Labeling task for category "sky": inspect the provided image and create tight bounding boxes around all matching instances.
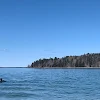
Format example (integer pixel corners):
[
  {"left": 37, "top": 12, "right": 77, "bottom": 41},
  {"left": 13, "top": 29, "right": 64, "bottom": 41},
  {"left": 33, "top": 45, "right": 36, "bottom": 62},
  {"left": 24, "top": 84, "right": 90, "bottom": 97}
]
[{"left": 0, "top": 0, "right": 100, "bottom": 67}]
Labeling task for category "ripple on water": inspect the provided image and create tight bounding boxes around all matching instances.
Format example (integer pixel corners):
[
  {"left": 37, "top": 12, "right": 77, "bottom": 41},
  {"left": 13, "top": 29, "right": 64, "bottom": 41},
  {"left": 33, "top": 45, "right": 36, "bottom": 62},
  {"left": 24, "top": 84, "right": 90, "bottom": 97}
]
[{"left": 0, "top": 68, "right": 100, "bottom": 100}]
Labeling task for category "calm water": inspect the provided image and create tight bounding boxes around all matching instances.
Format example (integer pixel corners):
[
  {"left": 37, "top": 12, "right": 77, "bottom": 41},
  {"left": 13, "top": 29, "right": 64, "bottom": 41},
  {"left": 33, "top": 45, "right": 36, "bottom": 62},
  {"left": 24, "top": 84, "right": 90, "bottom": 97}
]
[{"left": 0, "top": 68, "right": 100, "bottom": 100}]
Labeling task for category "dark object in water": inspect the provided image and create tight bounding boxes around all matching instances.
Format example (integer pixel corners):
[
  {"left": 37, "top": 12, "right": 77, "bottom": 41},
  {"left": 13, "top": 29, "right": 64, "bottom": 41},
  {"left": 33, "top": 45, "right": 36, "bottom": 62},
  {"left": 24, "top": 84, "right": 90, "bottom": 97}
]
[{"left": 0, "top": 78, "right": 6, "bottom": 83}]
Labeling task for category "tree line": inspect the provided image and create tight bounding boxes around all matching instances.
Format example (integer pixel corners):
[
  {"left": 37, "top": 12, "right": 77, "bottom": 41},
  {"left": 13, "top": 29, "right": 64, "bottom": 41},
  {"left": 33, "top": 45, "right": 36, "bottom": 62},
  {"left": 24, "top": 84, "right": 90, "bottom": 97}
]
[{"left": 28, "top": 53, "right": 100, "bottom": 68}]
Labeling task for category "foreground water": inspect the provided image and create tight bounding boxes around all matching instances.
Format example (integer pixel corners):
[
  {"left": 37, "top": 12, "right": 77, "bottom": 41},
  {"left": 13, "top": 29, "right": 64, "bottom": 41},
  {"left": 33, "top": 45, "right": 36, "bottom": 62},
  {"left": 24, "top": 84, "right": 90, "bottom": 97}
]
[{"left": 0, "top": 68, "right": 100, "bottom": 100}]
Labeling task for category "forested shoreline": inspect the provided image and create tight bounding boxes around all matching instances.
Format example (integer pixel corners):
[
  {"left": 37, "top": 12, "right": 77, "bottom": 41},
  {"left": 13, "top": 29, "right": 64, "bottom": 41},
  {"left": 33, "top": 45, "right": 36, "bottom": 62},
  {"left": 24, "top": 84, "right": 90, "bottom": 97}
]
[{"left": 28, "top": 53, "right": 100, "bottom": 68}]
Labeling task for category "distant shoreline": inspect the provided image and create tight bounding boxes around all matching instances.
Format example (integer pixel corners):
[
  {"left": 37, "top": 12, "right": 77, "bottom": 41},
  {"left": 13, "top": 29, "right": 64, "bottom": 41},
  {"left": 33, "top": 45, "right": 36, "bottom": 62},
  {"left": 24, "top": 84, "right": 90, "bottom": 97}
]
[
  {"left": 29, "top": 67, "right": 100, "bottom": 69},
  {"left": 0, "top": 67, "right": 27, "bottom": 68},
  {"left": 1, "top": 67, "right": 100, "bottom": 69}
]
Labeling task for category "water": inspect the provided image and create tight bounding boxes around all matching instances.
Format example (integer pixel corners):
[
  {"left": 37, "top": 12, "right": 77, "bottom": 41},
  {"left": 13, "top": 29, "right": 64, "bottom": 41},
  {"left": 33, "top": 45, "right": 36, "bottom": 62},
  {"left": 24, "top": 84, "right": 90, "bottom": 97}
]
[{"left": 0, "top": 68, "right": 100, "bottom": 100}]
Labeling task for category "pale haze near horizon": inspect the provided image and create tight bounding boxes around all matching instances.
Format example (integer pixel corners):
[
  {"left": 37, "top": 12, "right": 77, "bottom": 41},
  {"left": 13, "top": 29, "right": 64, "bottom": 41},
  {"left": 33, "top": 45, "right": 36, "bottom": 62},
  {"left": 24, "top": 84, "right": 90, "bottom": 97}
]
[{"left": 0, "top": 0, "right": 100, "bottom": 67}]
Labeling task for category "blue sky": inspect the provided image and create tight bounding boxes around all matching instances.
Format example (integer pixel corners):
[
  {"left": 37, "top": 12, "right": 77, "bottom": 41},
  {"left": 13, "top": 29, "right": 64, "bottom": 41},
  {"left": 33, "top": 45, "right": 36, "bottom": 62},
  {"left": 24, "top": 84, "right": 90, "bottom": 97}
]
[{"left": 0, "top": 0, "right": 100, "bottom": 67}]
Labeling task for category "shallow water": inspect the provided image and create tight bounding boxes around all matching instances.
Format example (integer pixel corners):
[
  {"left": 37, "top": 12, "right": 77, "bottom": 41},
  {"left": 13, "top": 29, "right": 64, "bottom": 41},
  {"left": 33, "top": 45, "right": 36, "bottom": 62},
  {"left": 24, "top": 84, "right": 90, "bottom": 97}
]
[{"left": 0, "top": 68, "right": 100, "bottom": 100}]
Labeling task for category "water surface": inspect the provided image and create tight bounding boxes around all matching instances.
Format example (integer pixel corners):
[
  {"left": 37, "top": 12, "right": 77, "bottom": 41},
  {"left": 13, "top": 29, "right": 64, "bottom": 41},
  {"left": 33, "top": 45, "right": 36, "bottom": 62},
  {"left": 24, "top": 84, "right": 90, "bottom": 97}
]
[{"left": 0, "top": 68, "right": 100, "bottom": 100}]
